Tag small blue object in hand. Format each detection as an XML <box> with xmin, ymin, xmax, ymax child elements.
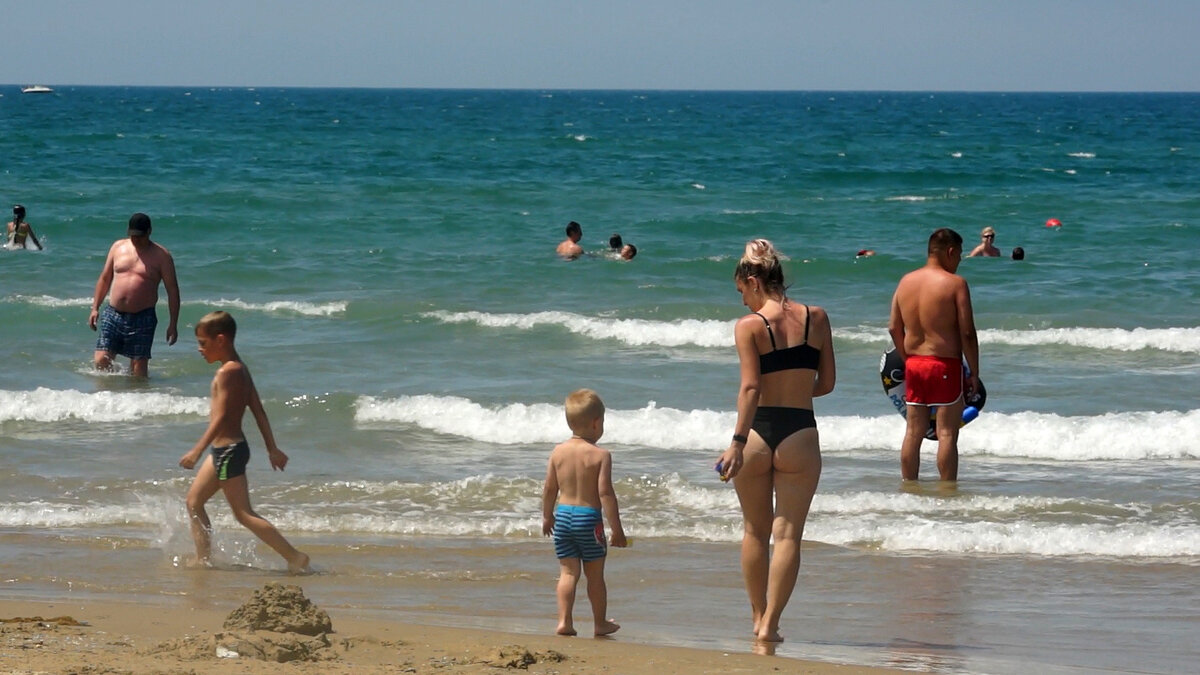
<box><xmin>715</xmin><ymin>460</ymin><xmax>730</xmax><ymax>482</ymax></box>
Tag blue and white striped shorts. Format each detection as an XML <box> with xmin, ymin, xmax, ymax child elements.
<box><xmin>552</xmin><ymin>504</ymin><xmax>607</xmax><ymax>562</ymax></box>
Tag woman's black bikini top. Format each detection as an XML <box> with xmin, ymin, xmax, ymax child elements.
<box><xmin>754</xmin><ymin>305</ymin><xmax>820</xmax><ymax>374</ymax></box>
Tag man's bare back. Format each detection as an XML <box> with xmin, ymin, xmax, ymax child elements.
<box><xmin>556</xmin><ymin>239</ymin><xmax>583</xmax><ymax>260</ymax></box>
<box><xmin>891</xmin><ymin>266</ymin><xmax>970</xmax><ymax>361</ymax></box>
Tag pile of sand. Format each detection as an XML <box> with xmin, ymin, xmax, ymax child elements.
<box><xmin>149</xmin><ymin>582</ymin><xmax>338</xmax><ymax>663</ymax></box>
<box><xmin>142</xmin><ymin>584</ymin><xmax>570</xmax><ymax>668</ymax></box>
<box><xmin>486</xmin><ymin>644</ymin><xmax>567</xmax><ymax>669</ymax></box>
<box><xmin>223</xmin><ymin>582</ymin><xmax>333</xmax><ymax>635</ymax></box>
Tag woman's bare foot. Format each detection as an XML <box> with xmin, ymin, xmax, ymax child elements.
<box><xmin>756</xmin><ymin>627</ymin><xmax>784</xmax><ymax>643</ymax></box>
<box><xmin>594</xmin><ymin>620</ymin><xmax>621</xmax><ymax>637</ymax></box>
<box><xmin>556</xmin><ymin>624</ymin><xmax>577</xmax><ymax>636</ymax></box>
<box><xmin>287</xmin><ymin>552</ymin><xmax>311</xmax><ymax>574</ymax></box>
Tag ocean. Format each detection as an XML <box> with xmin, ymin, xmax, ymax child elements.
<box><xmin>1</xmin><ymin>87</ymin><xmax>1197</xmax><ymax>674</ymax></box>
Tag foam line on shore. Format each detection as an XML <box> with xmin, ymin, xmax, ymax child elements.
<box><xmin>355</xmin><ymin>394</ymin><xmax>1200</xmax><ymax>461</ymax></box>
<box><xmin>425</xmin><ymin>310</ymin><xmax>1200</xmax><ymax>353</ymax></box>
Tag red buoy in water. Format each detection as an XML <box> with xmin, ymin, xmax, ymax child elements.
<box><xmin>1045</xmin><ymin>218</ymin><xmax>1062</xmax><ymax>228</ymax></box>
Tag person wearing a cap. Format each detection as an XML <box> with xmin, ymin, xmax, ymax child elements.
<box><xmin>6</xmin><ymin>205</ymin><xmax>43</xmax><ymax>250</ymax></box>
<box><xmin>968</xmin><ymin>226</ymin><xmax>1001</xmax><ymax>257</ymax></box>
<box><xmin>88</xmin><ymin>213</ymin><xmax>181</xmax><ymax>377</ymax></box>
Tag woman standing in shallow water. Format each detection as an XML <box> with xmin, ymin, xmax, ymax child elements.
<box><xmin>716</xmin><ymin>239</ymin><xmax>835</xmax><ymax>643</ymax></box>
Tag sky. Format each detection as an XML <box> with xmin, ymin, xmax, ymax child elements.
<box><xmin>3</xmin><ymin>0</ymin><xmax>1199</xmax><ymax>91</ymax></box>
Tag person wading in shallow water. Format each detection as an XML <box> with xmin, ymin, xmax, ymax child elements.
<box><xmin>88</xmin><ymin>213</ymin><xmax>181</xmax><ymax>377</ymax></box>
<box><xmin>888</xmin><ymin>227</ymin><xmax>980</xmax><ymax>482</ymax></box>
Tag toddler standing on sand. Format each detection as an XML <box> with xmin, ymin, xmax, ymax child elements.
<box><xmin>541</xmin><ymin>389</ymin><xmax>627</xmax><ymax>636</ymax></box>
<box><xmin>179</xmin><ymin>311</ymin><xmax>310</xmax><ymax>573</ymax></box>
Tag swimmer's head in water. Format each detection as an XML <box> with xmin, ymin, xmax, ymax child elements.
<box><xmin>609</xmin><ymin>233</ymin><xmax>623</xmax><ymax>250</ymax></box>
<box><xmin>12</xmin><ymin>204</ymin><xmax>24</xmax><ymax>219</ymax></box>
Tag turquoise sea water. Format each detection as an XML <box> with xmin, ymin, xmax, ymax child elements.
<box><xmin>1</xmin><ymin>87</ymin><xmax>1198</xmax><ymax>674</ymax></box>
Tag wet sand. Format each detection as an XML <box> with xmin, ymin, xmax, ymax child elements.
<box><xmin>0</xmin><ymin>594</ymin><xmax>907</xmax><ymax>674</ymax></box>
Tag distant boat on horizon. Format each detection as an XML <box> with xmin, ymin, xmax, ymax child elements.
<box><xmin>21</xmin><ymin>85</ymin><xmax>54</xmax><ymax>94</ymax></box>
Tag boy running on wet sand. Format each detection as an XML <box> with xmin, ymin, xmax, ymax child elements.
<box><xmin>542</xmin><ymin>389</ymin><xmax>627</xmax><ymax>636</ymax></box>
<box><xmin>179</xmin><ymin>311</ymin><xmax>310</xmax><ymax>573</ymax></box>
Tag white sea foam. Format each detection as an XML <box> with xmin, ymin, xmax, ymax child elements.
<box><xmin>7</xmin><ymin>294</ymin><xmax>88</xmax><ymax>308</ymax></box>
<box><xmin>427</xmin><ymin>311</ymin><xmax>1200</xmax><ymax>354</ymax></box>
<box><xmin>6</xmin><ymin>476</ymin><xmax>1194</xmax><ymax>558</ymax></box>
<box><xmin>354</xmin><ymin>394</ymin><xmax>1200</xmax><ymax>460</ymax></box>
<box><xmin>276</xmin><ymin>480</ymin><xmax>1200</xmax><ymax>557</ymax></box>
<box><xmin>979</xmin><ymin>326</ymin><xmax>1200</xmax><ymax>353</ymax></box>
<box><xmin>835</xmin><ymin>324</ymin><xmax>1200</xmax><ymax>353</ymax></box>
<box><xmin>0</xmin><ymin>501</ymin><xmax>157</xmax><ymax>528</ymax></box>
<box><xmin>7</xmin><ymin>295</ymin><xmax>346</xmax><ymax>317</ymax></box>
<box><xmin>1068</xmin><ymin>152</ymin><xmax>1096</xmax><ymax>158</ymax></box>
<box><xmin>809</xmin><ymin>517</ymin><xmax>1200</xmax><ymax>558</ymax></box>
<box><xmin>205</xmin><ymin>298</ymin><xmax>347</xmax><ymax>317</ymax></box>
<box><xmin>0</xmin><ymin>388</ymin><xmax>207</xmax><ymax>423</ymax></box>
<box><xmin>423</xmin><ymin>310</ymin><xmax>732</xmax><ymax>348</ymax></box>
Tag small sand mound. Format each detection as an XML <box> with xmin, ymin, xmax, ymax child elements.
<box><xmin>0</xmin><ymin>616</ymin><xmax>85</xmax><ymax>626</ymax></box>
<box><xmin>485</xmin><ymin>645</ymin><xmax>567</xmax><ymax>669</ymax></box>
<box><xmin>215</xmin><ymin>630</ymin><xmax>335</xmax><ymax>663</ymax></box>
<box><xmin>222</xmin><ymin>582</ymin><xmax>332</xmax><ymax>636</ymax></box>
<box><xmin>146</xmin><ymin>631</ymin><xmax>337</xmax><ymax>664</ymax></box>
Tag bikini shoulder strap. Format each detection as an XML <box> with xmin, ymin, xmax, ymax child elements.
<box><xmin>753</xmin><ymin>312</ymin><xmax>778</xmax><ymax>351</ymax></box>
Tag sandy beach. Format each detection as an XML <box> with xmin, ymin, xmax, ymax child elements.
<box><xmin>0</xmin><ymin>587</ymin><xmax>906</xmax><ymax>674</ymax></box>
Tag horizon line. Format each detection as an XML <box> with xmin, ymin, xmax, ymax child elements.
<box><xmin>4</xmin><ymin>83</ymin><xmax>1199</xmax><ymax>95</ymax></box>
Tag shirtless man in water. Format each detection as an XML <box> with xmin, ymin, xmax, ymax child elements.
<box><xmin>888</xmin><ymin>228</ymin><xmax>979</xmax><ymax>481</ymax></box>
<box><xmin>88</xmin><ymin>213</ymin><xmax>181</xmax><ymax>377</ymax></box>
<box><xmin>556</xmin><ymin>221</ymin><xmax>584</xmax><ymax>259</ymax></box>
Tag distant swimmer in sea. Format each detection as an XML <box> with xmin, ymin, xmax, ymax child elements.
<box><xmin>856</xmin><ymin>249</ymin><xmax>876</xmax><ymax>258</ymax></box>
<box><xmin>609</xmin><ymin>233</ymin><xmax>623</xmax><ymax>252</ymax></box>
<box><xmin>888</xmin><ymin>228</ymin><xmax>980</xmax><ymax>482</ymax></box>
<box><xmin>619</xmin><ymin>244</ymin><xmax>637</xmax><ymax>260</ymax></box>
<box><xmin>6</xmin><ymin>205</ymin><xmax>43</xmax><ymax>250</ymax></box>
<box><xmin>968</xmin><ymin>226</ymin><xmax>1001</xmax><ymax>257</ymax></box>
<box><xmin>1011</xmin><ymin>246</ymin><xmax>1025</xmax><ymax>261</ymax></box>
<box><xmin>556</xmin><ymin>221</ymin><xmax>584</xmax><ymax>260</ymax></box>
<box><xmin>716</xmin><ymin>238</ymin><xmax>835</xmax><ymax>644</ymax></box>
<box><xmin>88</xmin><ymin>213</ymin><xmax>181</xmax><ymax>378</ymax></box>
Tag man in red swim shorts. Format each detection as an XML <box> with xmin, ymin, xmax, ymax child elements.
<box><xmin>905</xmin><ymin>355</ymin><xmax>964</xmax><ymax>406</ymax></box>
<box><xmin>888</xmin><ymin>228</ymin><xmax>980</xmax><ymax>481</ymax></box>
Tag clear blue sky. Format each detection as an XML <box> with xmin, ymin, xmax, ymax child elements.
<box><xmin>4</xmin><ymin>0</ymin><xmax>1198</xmax><ymax>91</ymax></box>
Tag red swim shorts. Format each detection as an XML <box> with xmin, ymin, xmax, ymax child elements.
<box><xmin>905</xmin><ymin>355</ymin><xmax>963</xmax><ymax>406</ymax></box>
